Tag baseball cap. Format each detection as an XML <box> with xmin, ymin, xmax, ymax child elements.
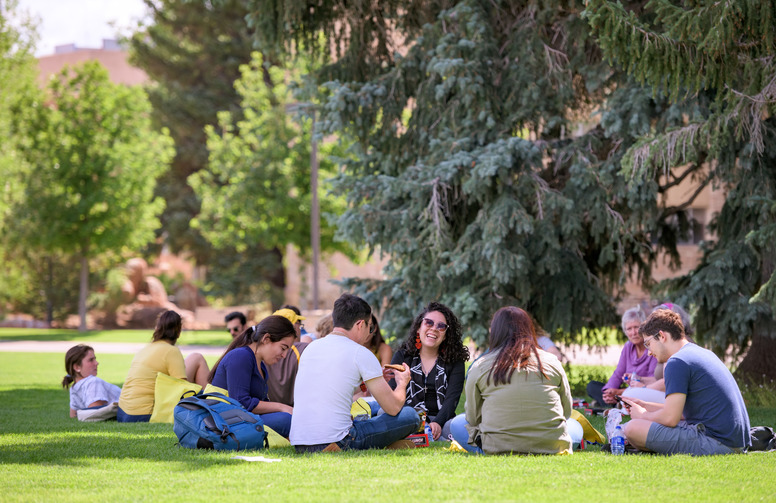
<box><xmin>273</xmin><ymin>308</ymin><xmax>306</xmax><ymax>324</ymax></box>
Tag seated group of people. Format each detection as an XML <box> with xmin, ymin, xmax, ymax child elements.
<box><xmin>62</xmin><ymin>294</ymin><xmax>752</xmax><ymax>456</ymax></box>
<box><xmin>587</xmin><ymin>303</ymin><xmax>751</xmax><ymax>455</ymax></box>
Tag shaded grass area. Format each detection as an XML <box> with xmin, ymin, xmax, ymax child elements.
<box><xmin>1</xmin><ymin>353</ymin><xmax>775</xmax><ymax>502</ymax></box>
<box><xmin>0</xmin><ymin>327</ymin><xmax>232</xmax><ymax>346</ymax></box>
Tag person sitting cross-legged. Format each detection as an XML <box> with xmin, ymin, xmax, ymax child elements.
<box><xmin>290</xmin><ymin>293</ymin><xmax>421</xmax><ymax>452</ymax></box>
<box><xmin>209</xmin><ymin>316</ymin><xmax>297</xmax><ymax>438</ymax></box>
<box><xmin>450</xmin><ymin>306</ymin><xmax>576</xmax><ymax>455</ymax></box>
<box><xmin>622</xmin><ymin>309</ymin><xmax>751</xmax><ymax>455</ymax></box>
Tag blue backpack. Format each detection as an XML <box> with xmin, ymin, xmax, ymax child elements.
<box><xmin>173</xmin><ymin>392</ymin><xmax>268</xmax><ymax>451</ymax></box>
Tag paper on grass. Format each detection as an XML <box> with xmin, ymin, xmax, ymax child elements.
<box><xmin>232</xmin><ymin>455</ymin><xmax>282</xmax><ymax>463</ymax></box>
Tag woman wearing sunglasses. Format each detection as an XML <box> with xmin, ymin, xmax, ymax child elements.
<box><xmin>390</xmin><ymin>302</ymin><xmax>469</xmax><ymax>441</ymax></box>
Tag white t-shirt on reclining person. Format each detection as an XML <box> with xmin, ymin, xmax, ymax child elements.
<box><xmin>290</xmin><ymin>333</ymin><xmax>383</xmax><ymax>446</ymax></box>
<box><xmin>70</xmin><ymin>375</ymin><xmax>122</xmax><ymax>410</ymax></box>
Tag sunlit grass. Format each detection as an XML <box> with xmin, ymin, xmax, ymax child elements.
<box><xmin>1</xmin><ymin>352</ymin><xmax>775</xmax><ymax>502</ymax></box>
<box><xmin>0</xmin><ymin>327</ymin><xmax>232</xmax><ymax>345</ymax></box>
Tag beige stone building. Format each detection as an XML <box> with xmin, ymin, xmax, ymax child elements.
<box><xmin>619</xmin><ymin>168</ymin><xmax>726</xmax><ymax>312</ymax></box>
<box><xmin>37</xmin><ymin>40</ymin><xmax>146</xmax><ymax>85</ymax></box>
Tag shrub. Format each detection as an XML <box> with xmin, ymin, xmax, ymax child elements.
<box><xmin>564</xmin><ymin>364</ymin><xmax>615</xmax><ymax>398</ymax></box>
<box><xmin>738</xmin><ymin>376</ymin><xmax>776</xmax><ymax>408</ymax></box>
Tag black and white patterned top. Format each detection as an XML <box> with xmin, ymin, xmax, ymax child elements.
<box><xmin>390</xmin><ymin>349</ymin><xmax>465</xmax><ymax>426</ymax></box>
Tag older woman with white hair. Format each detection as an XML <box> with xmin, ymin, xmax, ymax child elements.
<box><xmin>621</xmin><ymin>302</ymin><xmax>695</xmax><ymax>404</ymax></box>
<box><xmin>586</xmin><ymin>307</ymin><xmax>657</xmax><ymax>406</ymax></box>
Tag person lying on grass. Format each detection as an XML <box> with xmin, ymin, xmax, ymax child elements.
<box><xmin>621</xmin><ymin>309</ymin><xmax>751</xmax><ymax>455</ymax></box>
<box><xmin>450</xmin><ymin>306</ymin><xmax>577</xmax><ymax>455</ymax></box>
<box><xmin>290</xmin><ymin>293</ymin><xmax>420</xmax><ymax>452</ymax></box>
<box><xmin>63</xmin><ymin>344</ymin><xmax>121</xmax><ymax>418</ymax></box>
<box><xmin>118</xmin><ymin>310</ymin><xmax>210</xmax><ymax>423</ymax></box>
<box><xmin>209</xmin><ymin>315</ymin><xmax>297</xmax><ymax>438</ymax></box>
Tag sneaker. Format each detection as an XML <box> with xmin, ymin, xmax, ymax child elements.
<box><xmin>571</xmin><ymin>409</ymin><xmax>606</xmax><ymax>444</ymax></box>
<box><xmin>386</xmin><ymin>439</ymin><xmax>415</xmax><ymax>450</ymax></box>
<box><xmin>321</xmin><ymin>442</ymin><xmax>341</xmax><ymax>453</ymax></box>
<box><xmin>77</xmin><ymin>403</ymin><xmax>118</xmax><ymax>422</ymax></box>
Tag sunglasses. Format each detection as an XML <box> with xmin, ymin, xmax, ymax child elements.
<box><xmin>360</xmin><ymin>319</ymin><xmax>376</xmax><ymax>335</ymax></box>
<box><xmin>228</xmin><ymin>326</ymin><xmax>242</xmax><ymax>334</ymax></box>
<box><xmin>422</xmin><ymin>318</ymin><xmax>448</xmax><ymax>332</ymax></box>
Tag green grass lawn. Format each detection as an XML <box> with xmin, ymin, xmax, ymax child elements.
<box><xmin>1</xmin><ymin>351</ymin><xmax>775</xmax><ymax>502</ymax></box>
<box><xmin>0</xmin><ymin>327</ymin><xmax>232</xmax><ymax>346</ymax></box>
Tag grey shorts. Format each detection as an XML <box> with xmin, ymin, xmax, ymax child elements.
<box><xmin>646</xmin><ymin>421</ymin><xmax>741</xmax><ymax>456</ymax></box>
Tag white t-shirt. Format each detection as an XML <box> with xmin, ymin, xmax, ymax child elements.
<box><xmin>290</xmin><ymin>333</ymin><xmax>383</xmax><ymax>445</ymax></box>
<box><xmin>69</xmin><ymin>375</ymin><xmax>122</xmax><ymax>410</ymax></box>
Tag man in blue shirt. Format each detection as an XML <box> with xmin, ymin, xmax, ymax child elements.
<box><xmin>622</xmin><ymin>309</ymin><xmax>750</xmax><ymax>455</ymax></box>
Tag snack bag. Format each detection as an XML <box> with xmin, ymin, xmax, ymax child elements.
<box><xmin>605</xmin><ymin>408</ymin><xmax>626</xmax><ymax>442</ymax></box>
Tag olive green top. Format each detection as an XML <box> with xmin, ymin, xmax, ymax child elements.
<box><xmin>465</xmin><ymin>349</ymin><xmax>572</xmax><ymax>455</ymax></box>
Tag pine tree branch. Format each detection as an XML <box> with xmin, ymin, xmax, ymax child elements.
<box><xmin>629</xmin><ymin>123</ymin><xmax>704</xmax><ymax>176</ymax></box>
<box><xmin>661</xmin><ymin>174</ymin><xmax>712</xmax><ymax>219</ymax></box>
<box><xmin>727</xmin><ymin>71</ymin><xmax>776</xmax><ymax>154</ymax></box>
<box><xmin>658</xmin><ymin>163</ymin><xmax>701</xmax><ymax>192</ymax></box>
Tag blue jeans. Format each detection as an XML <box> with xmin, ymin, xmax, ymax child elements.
<box><xmin>336</xmin><ymin>406</ymin><xmax>420</xmax><ymax>450</ymax></box>
<box><xmin>261</xmin><ymin>411</ymin><xmax>292</xmax><ymax>438</ymax></box>
<box><xmin>117</xmin><ymin>407</ymin><xmax>151</xmax><ymax>423</ymax></box>
<box><xmin>450</xmin><ymin>413</ymin><xmax>483</xmax><ymax>454</ymax></box>
<box><xmin>296</xmin><ymin>406</ymin><xmax>420</xmax><ymax>452</ymax></box>
<box><xmin>361</xmin><ymin>397</ymin><xmax>452</xmax><ymax>442</ymax></box>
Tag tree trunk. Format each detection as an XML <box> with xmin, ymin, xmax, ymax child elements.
<box><xmin>46</xmin><ymin>256</ymin><xmax>54</xmax><ymax>325</ymax></box>
<box><xmin>735</xmin><ymin>250</ymin><xmax>776</xmax><ymax>383</ymax></box>
<box><xmin>735</xmin><ymin>327</ymin><xmax>776</xmax><ymax>383</ymax></box>
<box><xmin>78</xmin><ymin>254</ymin><xmax>88</xmax><ymax>332</ymax></box>
<box><xmin>269</xmin><ymin>247</ymin><xmax>286</xmax><ymax>310</ymax></box>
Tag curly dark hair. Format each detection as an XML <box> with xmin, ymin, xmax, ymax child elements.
<box><xmin>398</xmin><ymin>301</ymin><xmax>470</xmax><ymax>365</ymax></box>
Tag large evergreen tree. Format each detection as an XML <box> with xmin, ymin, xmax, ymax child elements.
<box><xmin>247</xmin><ymin>0</ymin><xmax>683</xmax><ymax>342</ymax></box>
<box><xmin>249</xmin><ymin>0</ymin><xmax>749</xmax><ymax>351</ymax></box>
<box><xmin>130</xmin><ymin>0</ymin><xmax>255</xmax><ymax>259</ymax></box>
<box><xmin>585</xmin><ymin>0</ymin><xmax>776</xmax><ymax>381</ymax></box>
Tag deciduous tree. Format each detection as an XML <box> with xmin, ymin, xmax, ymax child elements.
<box><xmin>8</xmin><ymin>61</ymin><xmax>174</xmax><ymax>330</ymax></box>
<box><xmin>190</xmin><ymin>53</ymin><xmax>350</xmax><ymax>307</ymax></box>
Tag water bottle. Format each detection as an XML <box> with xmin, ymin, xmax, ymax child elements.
<box><xmin>630</xmin><ymin>372</ymin><xmax>641</xmax><ymax>387</ymax></box>
<box><xmin>424</xmin><ymin>423</ymin><xmax>433</xmax><ymax>443</ymax></box>
<box><xmin>611</xmin><ymin>425</ymin><xmax>625</xmax><ymax>455</ymax></box>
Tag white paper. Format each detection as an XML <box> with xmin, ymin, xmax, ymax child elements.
<box><xmin>231</xmin><ymin>455</ymin><xmax>282</xmax><ymax>463</ymax></box>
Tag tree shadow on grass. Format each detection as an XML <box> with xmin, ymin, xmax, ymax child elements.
<box><xmin>0</xmin><ymin>388</ymin><xmax>280</xmax><ymax>467</ymax></box>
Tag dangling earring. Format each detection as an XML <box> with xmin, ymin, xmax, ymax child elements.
<box><xmin>415</xmin><ymin>334</ymin><xmax>422</xmax><ymax>350</ymax></box>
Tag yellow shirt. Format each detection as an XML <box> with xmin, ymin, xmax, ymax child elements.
<box><xmin>118</xmin><ymin>341</ymin><xmax>186</xmax><ymax>415</ymax></box>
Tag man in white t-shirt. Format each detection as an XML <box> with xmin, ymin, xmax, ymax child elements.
<box><xmin>290</xmin><ymin>294</ymin><xmax>420</xmax><ymax>452</ymax></box>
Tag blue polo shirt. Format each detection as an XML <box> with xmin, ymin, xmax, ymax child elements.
<box><xmin>664</xmin><ymin>343</ymin><xmax>750</xmax><ymax>449</ymax></box>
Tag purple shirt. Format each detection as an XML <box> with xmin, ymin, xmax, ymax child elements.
<box><xmin>603</xmin><ymin>341</ymin><xmax>657</xmax><ymax>391</ymax></box>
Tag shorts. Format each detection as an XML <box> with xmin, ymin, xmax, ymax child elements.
<box><xmin>646</xmin><ymin>421</ymin><xmax>741</xmax><ymax>456</ymax></box>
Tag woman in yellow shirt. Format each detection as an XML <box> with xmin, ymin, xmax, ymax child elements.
<box><xmin>118</xmin><ymin>310</ymin><xmax>209</xmax><ymax>422</ymax></box>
